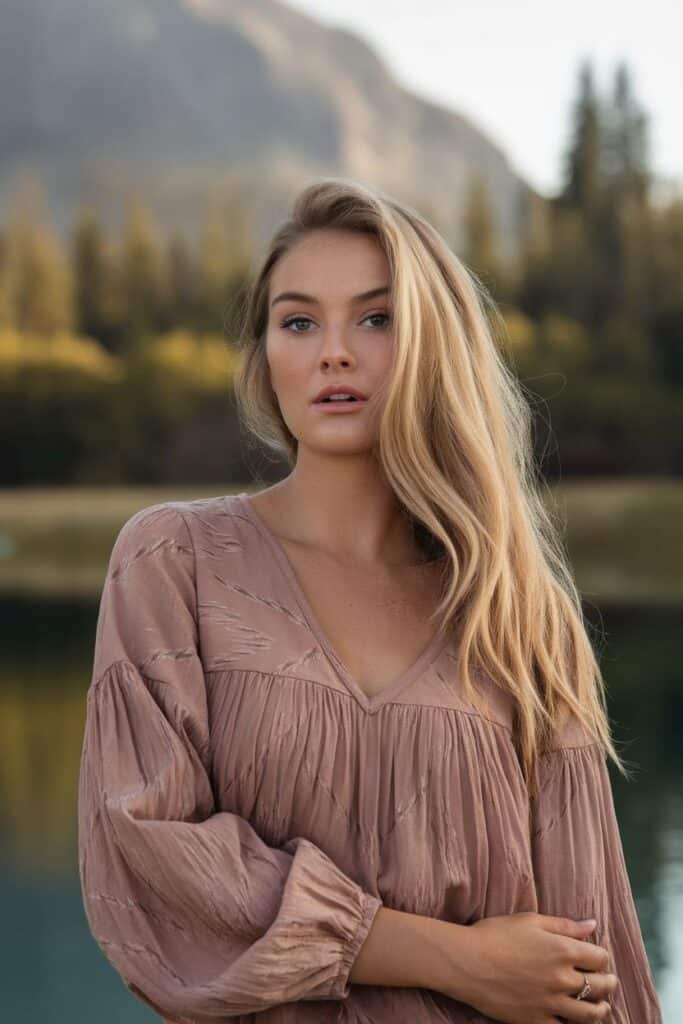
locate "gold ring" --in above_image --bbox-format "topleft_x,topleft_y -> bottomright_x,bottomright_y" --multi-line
575,973 -> 592,1000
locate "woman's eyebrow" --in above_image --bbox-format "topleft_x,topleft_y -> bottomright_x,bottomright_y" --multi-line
270,285 -> 390,308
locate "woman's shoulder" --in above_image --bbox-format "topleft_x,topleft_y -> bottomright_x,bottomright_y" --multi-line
103,494 -> 265,600
112,493 -> 247,552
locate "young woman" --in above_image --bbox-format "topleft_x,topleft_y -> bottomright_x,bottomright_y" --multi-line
78,179 -> 662,1023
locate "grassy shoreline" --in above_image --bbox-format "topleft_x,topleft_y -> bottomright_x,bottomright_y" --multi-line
0,478 -> 681,605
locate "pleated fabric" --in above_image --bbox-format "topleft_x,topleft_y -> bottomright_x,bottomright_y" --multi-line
77,493 -> 663,1022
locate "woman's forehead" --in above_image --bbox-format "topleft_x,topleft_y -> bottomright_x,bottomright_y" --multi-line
270,233 -> 389,298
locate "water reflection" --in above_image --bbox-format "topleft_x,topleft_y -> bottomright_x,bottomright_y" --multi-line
1,597 -> 679,1021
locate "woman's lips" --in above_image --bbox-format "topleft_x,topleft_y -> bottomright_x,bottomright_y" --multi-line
312,399 -> 367,412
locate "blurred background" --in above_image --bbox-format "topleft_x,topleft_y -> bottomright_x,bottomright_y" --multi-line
0,0 -> 681,1019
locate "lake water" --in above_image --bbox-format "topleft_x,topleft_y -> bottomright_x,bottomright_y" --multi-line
1,596 -> 680,1022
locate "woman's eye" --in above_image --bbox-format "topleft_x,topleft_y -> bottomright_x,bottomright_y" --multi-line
363,312 -> 392,328
279,312 -> 392,333
280,316 -> 313,333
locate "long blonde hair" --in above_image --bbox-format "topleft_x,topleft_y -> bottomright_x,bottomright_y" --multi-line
233,176 -> 632,799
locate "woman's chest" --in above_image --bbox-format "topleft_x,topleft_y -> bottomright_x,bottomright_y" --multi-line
275,541 -> 447,697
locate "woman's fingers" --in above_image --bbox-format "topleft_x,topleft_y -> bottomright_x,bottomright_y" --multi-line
566,968 -> 619,1001
556,996 -> 614,1022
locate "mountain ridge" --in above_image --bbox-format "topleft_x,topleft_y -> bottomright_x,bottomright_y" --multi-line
0,0 -> 534,256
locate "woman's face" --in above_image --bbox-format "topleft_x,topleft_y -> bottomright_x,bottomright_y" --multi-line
265,228 -> 395,455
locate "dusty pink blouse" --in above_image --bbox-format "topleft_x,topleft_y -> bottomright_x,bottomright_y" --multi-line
77,492 -> 663,1023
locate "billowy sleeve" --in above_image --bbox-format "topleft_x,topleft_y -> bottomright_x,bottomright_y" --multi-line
77,503 -> 382,1022
529,713 -> 662,1023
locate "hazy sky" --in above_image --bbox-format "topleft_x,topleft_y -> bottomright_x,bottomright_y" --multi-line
287,0 -> 682,197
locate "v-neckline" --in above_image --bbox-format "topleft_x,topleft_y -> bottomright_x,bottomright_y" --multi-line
235,491 -> 453,713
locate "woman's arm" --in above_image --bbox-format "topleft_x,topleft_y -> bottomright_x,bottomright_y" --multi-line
350,902 -> 621,1023
78,503 -> 382,1022
350,905 -> 467,991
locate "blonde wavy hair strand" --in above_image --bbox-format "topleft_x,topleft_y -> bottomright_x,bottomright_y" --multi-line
231,176 -> 633,800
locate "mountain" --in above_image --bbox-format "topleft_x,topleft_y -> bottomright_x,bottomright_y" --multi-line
0,0 -> 535,257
